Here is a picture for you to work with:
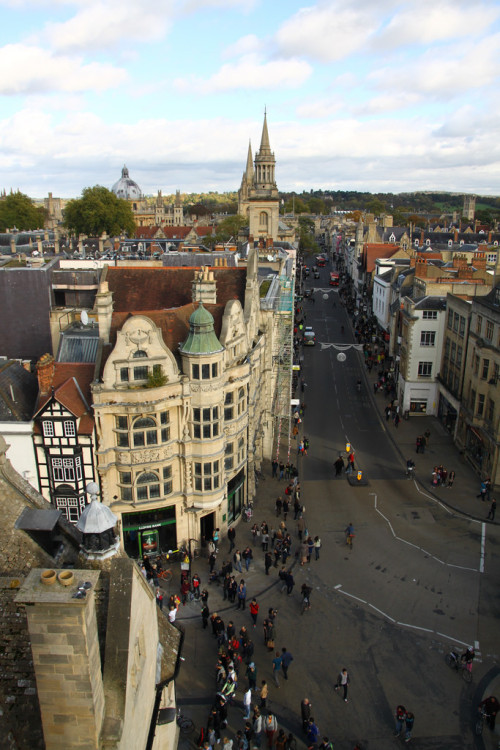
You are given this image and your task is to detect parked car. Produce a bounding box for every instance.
[313,270,320,278]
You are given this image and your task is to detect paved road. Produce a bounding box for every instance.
[174,264,500,750]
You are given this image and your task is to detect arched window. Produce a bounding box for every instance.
[133,350,147,358]
[259,212,268,228]
[132,417,157,447]
[136,472,160,501]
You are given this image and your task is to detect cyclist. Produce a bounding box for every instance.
[478,695,499,730]
[406,458,415,477]
[301,583,312,611]
[345,523,354,545]
[461,646,475,673]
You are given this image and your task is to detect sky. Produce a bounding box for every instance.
[1,0,500,200]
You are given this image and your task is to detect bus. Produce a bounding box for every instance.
[329,271,339,286]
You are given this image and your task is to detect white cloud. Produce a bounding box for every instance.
[274,2,381,62]
[377,1,500,48]
[222,34,263,60]
[0,44,127,94]
[174,55,312,93]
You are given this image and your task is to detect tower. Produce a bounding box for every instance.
[238,112,280,244]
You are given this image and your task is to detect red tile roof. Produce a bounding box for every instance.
[35,363,95,431]
[363,243,401,273]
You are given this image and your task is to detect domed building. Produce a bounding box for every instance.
[111,165,143,201]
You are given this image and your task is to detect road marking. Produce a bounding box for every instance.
[336,588,367,604]
[480,523,486,573]
[437,632,472,648]
[371,492,479,573]
[368,603,396,622]
[396,622,433,633]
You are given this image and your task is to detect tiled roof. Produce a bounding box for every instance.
[35,363,95,420]
[363,243,401,273]
[0,361,38,422]
[106,266,246,313]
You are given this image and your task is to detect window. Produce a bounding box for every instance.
[450,342,456,363]
[212,363,218,378]
[477,393,485,417]
[201,364,210,380]
[473,354,479,376]
[470,388,476,411]
[487,398,495,423]
[133,417,158,447]
[119,472,132,502]
[163,466,173,495]
[418,361,432,378]
[120,367,129,382]
[192,364,200,379]
[42,421,54,437]
[225,442,234,471]
[422,311,437,320]
[492,363,499,385]
[481,359,489,380]
[193,406,219,439]
[133,366,148,381]
[194,460,220,491]
[52,457,77,483]
[238,387,246,415]
[56,496,84,524]
[444,338,451,359]
[486,321,494,341]
[160,411,170,442]
[115,416,129,447]
[136,472,160,501]
[238,437,245,463]
[51,458,64,482]
[420,331,436,347]
[133,350,147,358]
[259,212,268,228]
[64,420,76,437]
[476,315,483,335]
[459,316,465,336]
[447,309,453,329]
[224,392,234,421]
[457,346,463,367]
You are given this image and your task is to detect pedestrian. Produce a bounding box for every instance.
[264,712,278,749]
[228,526,236,552]
[253,709,263,748]
[334,456,344,476]
[303,437,309,455]
[285,570,295,595]
[272,650,282,687]
[487,498,496,520]
[243,546,253,572]
[478,480,488,500]
[249,598,259,627]
[275,729,286,750]
[275,497,282,516]
[233,549,243,573]
[394,412,400,428]
[243,687,252,720]
[201,603,210,629]
[301,698,312,733]
[264,551,273,575]
[259,680,268,710]
[209,551,217,574]
[279,462,285,480]
[237,580,247,610]
[334,668,349,702]
[394,705,406,736]
[297,440,304,456]
[447,470,455,488]
[280,648,294,680]
[404,711,414,743]
[314,536,321,560]
[282,498,289,521]
[297,516,305,541]
[262,531,269,552]
[246,661,257,691]
[223,738,233,750]
[272,460,278,479]
[155,587,163,610]
[307,536,314,562]
[235,730,248,750]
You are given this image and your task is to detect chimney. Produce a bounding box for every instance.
[96,281,113,345]
[266,237,273,249]
[16,569,104,750]
[36,354,55,396]
[474,254,486,271]
[454,229,459,242]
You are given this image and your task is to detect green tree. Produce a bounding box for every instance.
[0,191,46,232]
[365,198,386,217]
[64,186,136,236]
[298,217,318,253]
[213,214,247,243]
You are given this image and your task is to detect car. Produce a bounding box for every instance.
[303,329,316,346]
[313,270,320,279]
[303,289,312,298]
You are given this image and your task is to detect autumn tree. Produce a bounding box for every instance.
[0,191,46,232]
[64,186,136,237]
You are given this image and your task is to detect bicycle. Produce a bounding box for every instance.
[445,650,472,683]
[345,533,354,549]
[157,568,173,583]
[475,706,487,736]
[176,707,195,734]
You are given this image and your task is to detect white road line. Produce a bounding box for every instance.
[373,495,480,573]
[414,481,482,525]
[368,603,396,622]
[480,523,486,573]
[436,632,472,648]
[336,588,367,604]
[396,622,433,633]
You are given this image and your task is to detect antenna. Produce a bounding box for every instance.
[81,310,89,326]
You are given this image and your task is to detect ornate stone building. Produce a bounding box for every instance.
[111,165,184,228]
[238,113,280,244]
[91,250,273,557]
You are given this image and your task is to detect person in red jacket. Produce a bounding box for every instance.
[249,598,259,627]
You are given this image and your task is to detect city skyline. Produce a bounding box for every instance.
[1,0,500,199]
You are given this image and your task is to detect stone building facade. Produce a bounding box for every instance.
[91,249,274,557]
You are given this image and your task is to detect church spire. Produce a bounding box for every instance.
[245,140,254,182]
[259,110,271,154]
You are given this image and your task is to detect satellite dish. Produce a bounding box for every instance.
[267,254,274,261]
[81,310,89,326]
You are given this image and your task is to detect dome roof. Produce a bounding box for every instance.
[180,303,223,355]
[112,165,142,200]
[76,500,117,534]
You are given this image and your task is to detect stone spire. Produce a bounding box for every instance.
[259,110,271,154]
[254,110,276,187]
[245,141,254,182]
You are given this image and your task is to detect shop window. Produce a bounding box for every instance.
[420,331,436,347]
[418,361,432,378]
[42,421,54,437]
[410,401,427,413]
[133,417,158,447]
[136,472,160,501]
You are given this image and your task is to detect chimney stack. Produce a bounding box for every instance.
[16,569,104,750]
[36,354,55,396]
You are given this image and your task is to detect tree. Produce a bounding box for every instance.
[213,214,247,243]
[64,186,136,237]
[365,198,386,217]
[0,191,46,232]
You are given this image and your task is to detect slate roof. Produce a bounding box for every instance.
[414,296,447,311]
[0,360,38,422]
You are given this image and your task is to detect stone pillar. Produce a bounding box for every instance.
[96,281,113,345]
[16,569,104,750]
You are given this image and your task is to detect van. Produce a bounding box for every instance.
[303,329,316,346]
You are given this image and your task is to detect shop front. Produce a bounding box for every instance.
[227,470,245,524]
[437,392,458,436]
[122,505,176,558]
[465,426,486,471]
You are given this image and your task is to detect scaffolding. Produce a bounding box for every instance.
[270,264,295,461]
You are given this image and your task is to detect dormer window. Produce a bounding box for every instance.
[414,239,419,247]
